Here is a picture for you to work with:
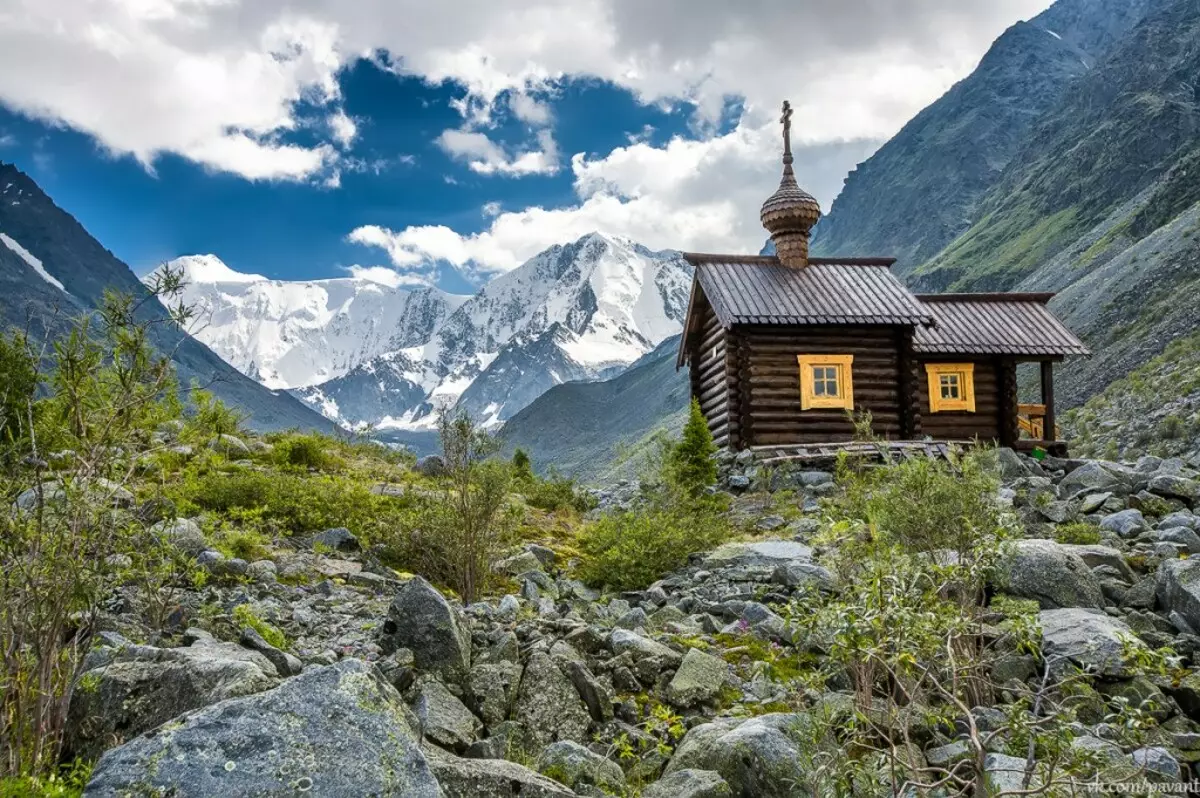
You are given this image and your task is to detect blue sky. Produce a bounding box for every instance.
[0,0,1053,293]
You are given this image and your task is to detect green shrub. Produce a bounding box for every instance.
[511,448,534,483]
[522,473,595,514]
[232,604,287,650]
[173,469,411,541]
[272,433,338,471]
[1053,522,1102,545]
[577,498,726,591]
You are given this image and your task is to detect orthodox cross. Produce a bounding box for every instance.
[780,100,793,163]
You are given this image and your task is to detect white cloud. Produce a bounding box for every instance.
[436,127,559,176]
[328,109,358,148]
[0,0,1054,182]
[350,115,881,281]
[0,133,15,147]
[482,201,503,217]
[344,263,430,288]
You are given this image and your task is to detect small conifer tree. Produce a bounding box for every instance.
[511,447,534,482]
[668,398,718,496]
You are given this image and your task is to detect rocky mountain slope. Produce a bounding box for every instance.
[0,163,332,432]
[499,335,690,482]
[148,255,466,390]
[292,233,691,430]
[58,428,1200,795]
[809,0,1154,276]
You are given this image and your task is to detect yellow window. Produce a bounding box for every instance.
[798,355,855,411]
[926,363,976,413]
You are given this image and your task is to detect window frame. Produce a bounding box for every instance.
[925,362,977,413]
[797,354,855,411]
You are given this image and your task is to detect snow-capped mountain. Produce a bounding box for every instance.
[296,233,692,429]
[148,255,467,389]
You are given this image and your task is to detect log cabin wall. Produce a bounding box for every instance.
[735,324,908,447]
[689,302,738,449]
[915,357,1004,443]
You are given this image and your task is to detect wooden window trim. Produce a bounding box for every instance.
[798,354,855,411]
[926,363,976,413]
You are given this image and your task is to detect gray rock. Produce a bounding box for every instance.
[771,561,835,591]
[1059,462,1129,499]
[563,660,614,722]
[307,526,360,553]
[239,626,302,677]
[247,559,277,582]
[65,633,277,762]
[609,628,681,662]
[641,769,732,798]
[666,648,731,708]
[991,448,1030,481]
[383,576,471,684]
[416,455,447,477]
[1062,544,1135,582]
[982,753,1038,795]
[1131,746,1181,782]
[495,550,544,575]
[424,746,576,797]
[925,740,971,768]
[84,660,440,797]
[514,653,591,748]
[703,540,813,568]
[1159,511,1198,530]
[535,741,625,793]
[664,714,808,798]
[209,433,250,456]
[1148,475,1200,503]
[1039,608,1137,678]
[1000,539,1104,609]
[1100,509,1149,538]
[1155,525,1200,553]
[467,661,522,726]
[150,518,206,556]
[411,678,483,753]
[1156,558,1200,632]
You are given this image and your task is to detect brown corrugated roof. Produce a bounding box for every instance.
[913,294,1090,357]
[685,253,934,327]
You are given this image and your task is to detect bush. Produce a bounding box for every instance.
[511,448,534,483]
[577,498,726,591]
[522,473,595,514]
[400,409,518,604]
[1053,521,1102,545]
[272,433,338,471]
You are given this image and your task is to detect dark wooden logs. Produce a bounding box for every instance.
[1041,361,1056,443]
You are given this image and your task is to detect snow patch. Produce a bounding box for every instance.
[0,233,68,293]
[1045,28,1062,40]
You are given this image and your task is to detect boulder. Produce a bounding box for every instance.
[306,526,360,553]
[494,550,544,575]
[703,540,813,569]
[1100,509,1149,538]
[664,714,808,798]
[424,747,576,797]
[666,648,731,708]
[411,679,483,753]
[1061,544,1136,582]
[84,659,440,797]
[64,632,277,763]
[535,740,625,793]
[514,653,591,748]
[1156,558,1200,632]
[1059,462,1129,499]
[641,769,732,798]
[562,660,614,722]
[238,626,302,677]
[1148,475,1200,504]
[209,433,250,456]
[382,576,471,683]
[150,517,206,557]
[416,455,447,477]
[609,628,682,663]
[467,661,523,726]
[1155,525,1200,553]
[999,539,1104,609]
[1039,609,1137,678]
[982,753,1038,795]
[1131,747,1181,782]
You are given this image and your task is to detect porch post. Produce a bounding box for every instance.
[1040,361,1056,443]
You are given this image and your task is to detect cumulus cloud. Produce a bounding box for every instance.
[350,116,880,281]
[0,0,1052,182]
[328,109,358,149]
[436,127,559,176]
[344,263,430,288]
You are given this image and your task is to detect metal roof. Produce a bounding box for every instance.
[913,294,1090,357]
[686,253,934,327]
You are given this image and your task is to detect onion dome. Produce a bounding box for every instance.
[761,101,822,268]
